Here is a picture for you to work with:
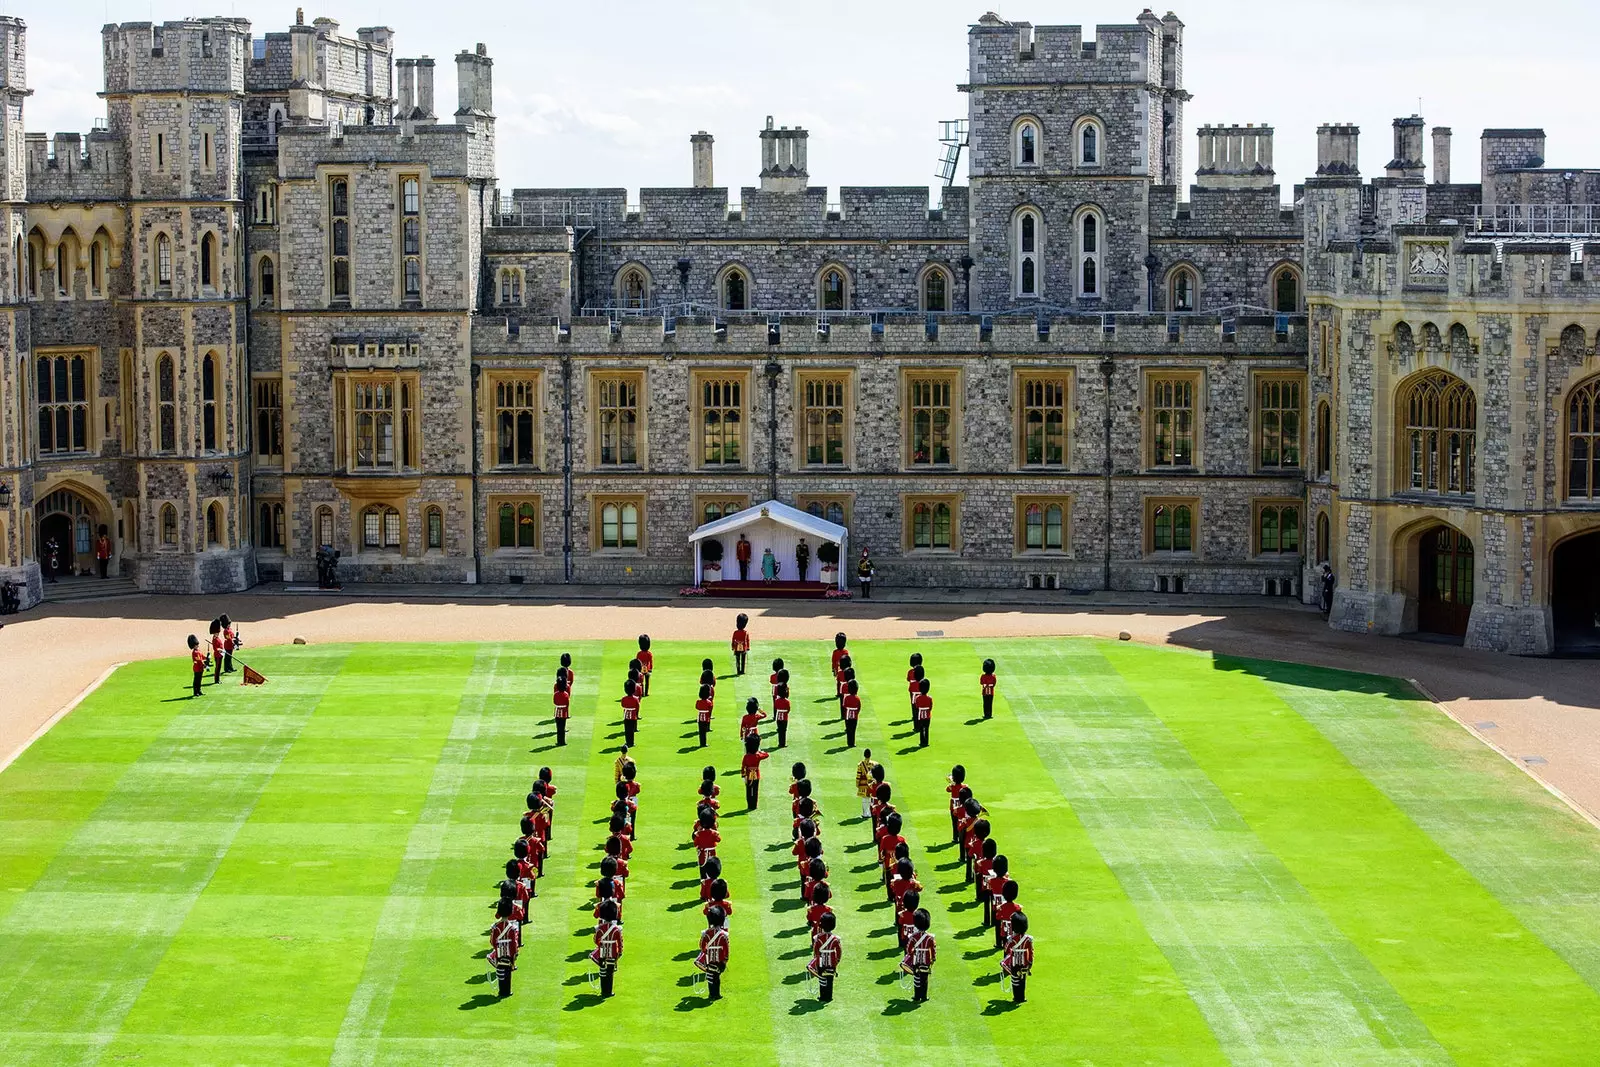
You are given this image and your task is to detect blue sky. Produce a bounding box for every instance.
[12,1,1597,200]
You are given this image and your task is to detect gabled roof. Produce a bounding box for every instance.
[687,499,846,543]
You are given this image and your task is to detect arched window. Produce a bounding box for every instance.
[160,503,178,546]
[362,505,401,549]
[911,501,953,550]
[1077,209,1103,299]
[425,506,444,550]
[56,232,75,296]
[1421,322,1442,351]
[1567,376,1600,500]
[154,232,172,289]
[258,257,275,307]
[1271,265,1301,313]
[498,267,522,307]
[818,266,848,311]
[921,266,951,313]
[26,231,43,298]
[91,231,111,296]
[1076,118,1102,166]
[1014,119,1039,167]
[618,267,649,310]
[201,353,218,452]
[720,267,750,311]
[315,506,334,549]
[1316,399,1332,477]
[1401,370,1477,494]
[1448,323,1471,353]
[200,232,218,289]
[1316,511,1331,564]
[205,502,223,548]
[157,353,176,452]
[330,178,351,300]
[1024,502,1064,551]
[1257,503,1300,555]
[1394,322,1415,360]
[1015,209,1041,298]
[1169,267,1197,311]
[601,501,639,549]
[1152,503,1193,553]
[805,500,846,525]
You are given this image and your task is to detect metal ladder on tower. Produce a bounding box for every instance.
[936,119,969,186]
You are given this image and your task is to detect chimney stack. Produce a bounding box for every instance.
[759,117,809,194]
[691,132,714,188]
[1386,115,1425,181]
[1432,127,1452,185]
[1195,123,1275,189]
[455,44,494,119]
[415,56,436,122]
[396,58,416,118]
[1315,124,1360,177]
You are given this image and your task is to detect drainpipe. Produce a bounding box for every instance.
[562,351,574,582]
[960,255,975,312]
[470,364,482,584]
[1100,356,1115,591]
[765,358,781,501]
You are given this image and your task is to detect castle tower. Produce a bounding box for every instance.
[103,18,255,592]
[0,15,38,600]
[964,12,1186,310]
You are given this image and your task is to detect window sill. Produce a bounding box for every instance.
[1014,549,1073,559]
[1255,467,1305,476]
[1251,553,1303,562]
[592,464,646,473]
[1144,551,1200,562]
[1392,490,1476,504]
[592,546,645,556]
[488,465,544,473]
[492,547,545,557]
[1145,466,1200,475]
[905,547,959,556]
[904,463,959,472]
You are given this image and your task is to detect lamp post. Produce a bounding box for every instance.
[0,480,11,509]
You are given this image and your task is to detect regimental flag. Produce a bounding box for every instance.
[240,663,268,686]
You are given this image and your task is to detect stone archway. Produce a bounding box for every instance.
[35,486,108,580]
[1551,530,1600,654]
[1416,525,1475,637]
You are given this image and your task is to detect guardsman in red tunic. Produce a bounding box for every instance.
[946,765,967,842]
[979,658,998,720]
[738,697,767,745]
[558,652,575,690]
[869,780,892,833]
[802,855,829,905]
[488,899,521,997]
[517,817,545,889]
[964,817,991,884]
[896,888,921,950]
[994,880,1022,950]
[913,678,933,748]
[974,841,1000,917]
[609,817,633,857]
[888,859,922,911]
[901,908,937,1003]
[498,860,529,922]
[591,899,624,998]
[553,670,571,747]
[698,856,722,901]
[769,658,785,702]
[1001,912,1034,1003]
[593,874,622,924]
[695,905,731,999]
[620,762,641,837]
[692,810,721,878]
[604,835,631,880]
[835,656,853,718]
[696,779,720,819]
[906,653,923,715]
[219,613,237,674]
[793,818,817,874]
[773,681,792,749]
[842,680,862,749]
[807,910,843,1003]
[620,678,641,749]
[740,732,770,810]
[695,684,714,748]
[877,813,905,888]
[537,767,558,827]
[702,878,734,932]
[596,856,627,915]
[805,883,834,940]
[984,855,1011,929]
[831,632,849,675]
[187,634,207,698]
[789,762,807,803]
[209,619,224,685]
[731,613,751,675]
[636,635,654,696]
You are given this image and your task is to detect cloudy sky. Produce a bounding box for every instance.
[12,1,1596,200]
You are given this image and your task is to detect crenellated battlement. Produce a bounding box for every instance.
[0,15,26,94]
[275,119,494,179]
[100,18,250,96]
[965,10,1181,88]
[23,130,126,202]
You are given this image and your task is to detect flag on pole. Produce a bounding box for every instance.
[240,662,268,686]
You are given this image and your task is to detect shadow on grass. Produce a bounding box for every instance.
[982,999,1023,1015]
[532,743,563,753]
[781,972,808,985]
[774,927,805,939]
[928,841,956,852]
[790,999,825,1015]
[459,993,502,1011]
[974,972,1003,985]
[949,900,980,913]
[936,861,964,872]
[845,842,873,854]
[955,927,986,940]
[678,746,708,755]
[667,900,702,912]
[670,879,699,891]
[563,993,606,1011]
[566,950,592,963]
[673,950,699,961]
[868,945,900,960]
[464,973,489,985]
[675,995,717,1012]
[964,948,995,961]
[883,998,923,1015]
[779,947,810,960]
[771,898,804,912]
[673,861,698,871]
[825,746,853,755]
[765,842,791,852]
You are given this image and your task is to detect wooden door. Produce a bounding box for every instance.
[1418,527,1474,636]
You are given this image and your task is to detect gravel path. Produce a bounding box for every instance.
[2,592,1595,821]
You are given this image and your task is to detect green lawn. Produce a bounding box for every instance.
[2,637,1599,1066]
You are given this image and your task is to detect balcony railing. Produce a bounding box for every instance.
[1472,204,1600,237]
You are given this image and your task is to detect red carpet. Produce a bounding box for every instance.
[703,580,832,599]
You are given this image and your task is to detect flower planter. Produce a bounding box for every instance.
[703,564,722,584]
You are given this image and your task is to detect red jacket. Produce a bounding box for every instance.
[704,897,733,919]
[1002,933,1034,976]
[621,695,640,721]
[696,698,714,723]
[637,650,653,675]
[553,690,570,717]
[980,672,997,696]
[994,900,1022,935]
[914,693,933,719]
[736,540,752,563]
[488,918,521,964]
[740,751,769,780]
[903,929,937,969]
[842,694,861,720]
[698,926,730,967]
[811,932,842,973]
[773,696,791,722]
[731,629,750,652]
[191,648,207,674]
[806,902,834,931]
[592,920,624,962]
[692,827,721,864]
[831,648,848,673]
[739,711,766,737]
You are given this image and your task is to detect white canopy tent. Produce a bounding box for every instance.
[687,500,849,589]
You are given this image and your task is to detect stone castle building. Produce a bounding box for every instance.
[0,10,1596,654]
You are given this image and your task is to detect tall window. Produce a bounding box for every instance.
[160,503,178,546]
[255,378,283,464]
[258,502,286,549]
[205,502,223,548]
[804,499,847,526]
[819,267,847,311]
[1150,377,1195,467]
[90,234,108,296]
[721,267,749,311]
[498,268,522,306]
[400,176,421,301]
[200,232,218,290]
[1317,511,1331,564]
[1257,378,1301,470]
[921,267,950,313]
[330,178,350,300]
[600,501,640,549]
[1257,502,1301,555]
[1078,210,1102,298]
[1015,120,1038,167]
[1019,376,1067,467]
[56,234,72,296]
[619,267,648,309]
[1316,400,1332,477]
[496,500,540,549]
[26,233,41,298]
[36,352,89,454]
[596,377,640,465]
[334,375,419,472]
[255,183,277,224]
[316,506,334,549]
[1567,376,1600,499]
[699,377,743,466]
[258,257,275,307]
[1078,120,1101,165]
[157,354,177,452]
[1170,268,1196,311]
[1402,370,1476,494]
[363,505,401,550]
[354,382,395,468]
[1151,502,1193,553]
[1015,209,1040,297]
[426,507,443,550]
[802,375,847,466]
[155,233,172,289]
[494,378,540,467]
[1272,265,1301,313]
[201,354,218,452]
[907,376,954,466]
[1022,500,1065,551]
[911,501,953,550]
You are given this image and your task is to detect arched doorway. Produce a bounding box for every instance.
[1417,526,1474,637]
[36,488,101,581]
[1552,531,1600,653]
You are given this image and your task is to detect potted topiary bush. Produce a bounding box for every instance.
[817,541,840,585]
[701,539,725,583]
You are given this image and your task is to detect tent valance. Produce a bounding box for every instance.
[687,500,848,589]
